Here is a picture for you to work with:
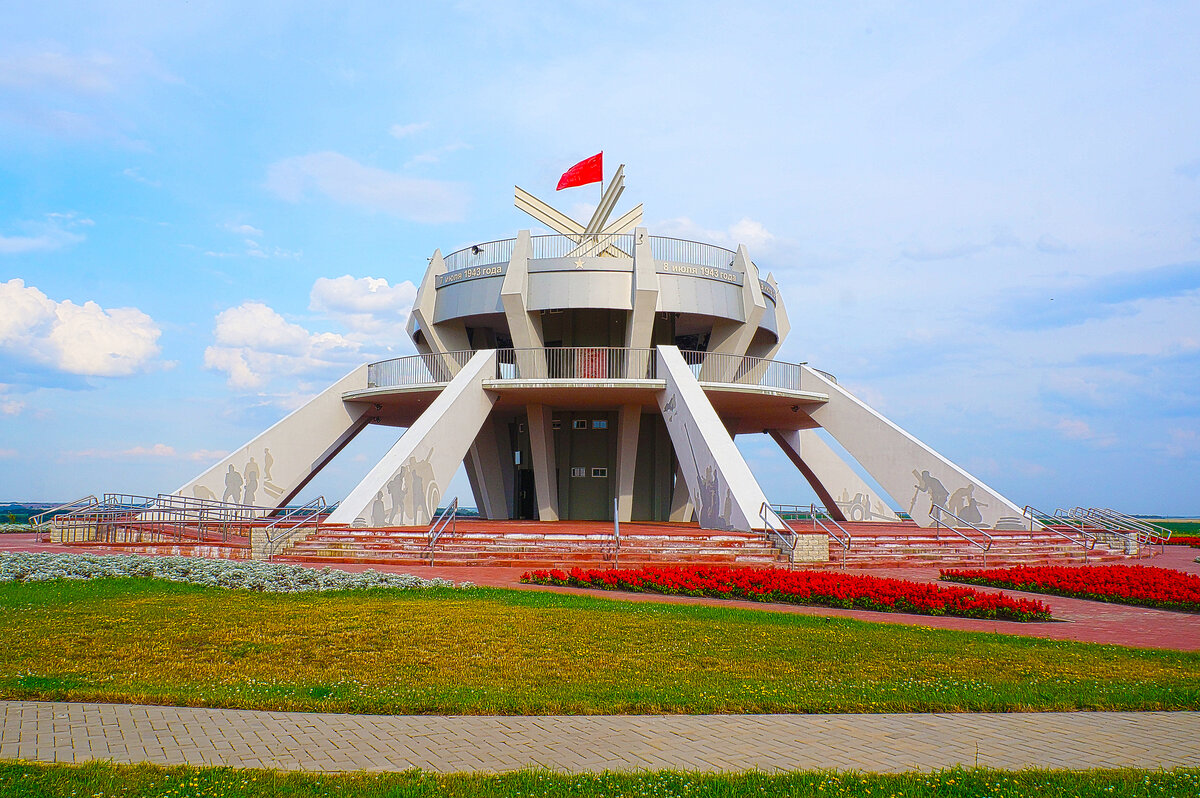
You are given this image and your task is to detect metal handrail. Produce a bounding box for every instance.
[441,234,739,273]
[760,502,797,568]
[930,503,994,564]
[1024,505,1096,561]
[495,347,657,381]
[428,497,458,565]
[679,350,808,393]
[809,503,851,569]
[367,350,476,389]
[1089,508,1172,545]
[611,497,621,569]
[29,496,98,528]
[1066,507,1141,553]
[263,499,327,558]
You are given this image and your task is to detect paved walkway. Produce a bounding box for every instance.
[3,701,1197,773]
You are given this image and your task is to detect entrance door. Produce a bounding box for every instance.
[516,469,536,519]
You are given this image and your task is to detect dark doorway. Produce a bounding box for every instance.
[516,469,536,519]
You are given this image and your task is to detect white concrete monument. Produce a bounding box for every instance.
[177,165,1029,533]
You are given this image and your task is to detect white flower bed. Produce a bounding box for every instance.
[0,524,32,533]
[0,551,459,593]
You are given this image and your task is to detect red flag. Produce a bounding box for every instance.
[556,152,603,190]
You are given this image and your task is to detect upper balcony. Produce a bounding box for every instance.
[357,347,831,393]
[346,348,831,432]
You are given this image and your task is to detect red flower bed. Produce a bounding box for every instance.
[520,565,1052,622]
[1165,535,1200,548]
[941,564,1200,613]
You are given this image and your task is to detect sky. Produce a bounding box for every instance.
[1,1,1198,515]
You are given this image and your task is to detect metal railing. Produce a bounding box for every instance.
[760,502,798,567]
[366,351,476,389]
[650,236,737,270]
[50,493,280,545]
[680,350,807,393]
[1024,505,1096,561]
[443,234,740,272]
[428,497,458,565]
[930,503,994,564]
[496,347,657,381]
[611,497,621,569]
[530,233,635,259]
[808,504,851,569]
[443,238,517,272]
[262,497,328,558]
[30,496,98,528]
[1068,507,1171,554]
[1063,507,1140,554]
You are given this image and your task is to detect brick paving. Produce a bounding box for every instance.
[3,701,1198,773]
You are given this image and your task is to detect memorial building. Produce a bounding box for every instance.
[178,161,1030,539]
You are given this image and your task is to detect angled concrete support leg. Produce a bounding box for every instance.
[176,365,371,513]
[465,417,510,520]
[526,403,559,521]
[327,351,498,527]
[769,429,900,523]
[803,366,1026,529]
[656,346,769,531]
[616,403,641,522]
[669,463,695,522]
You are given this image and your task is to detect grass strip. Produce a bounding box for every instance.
[2,762,1199,798]
[2,577,1198,715]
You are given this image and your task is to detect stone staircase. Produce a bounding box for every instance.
[271,518,1142,570]
[274,520,790,569]
[820,521,1135,568]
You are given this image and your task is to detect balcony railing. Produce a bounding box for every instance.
[363,348,824,393]
[680,350,807,392]
[441,234,739,274]
[496,347,656,380]
[366,351,476,389]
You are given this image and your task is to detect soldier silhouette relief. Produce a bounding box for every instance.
[222,464,243,504]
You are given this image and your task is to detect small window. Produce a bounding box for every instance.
[591,467,608,478]
[572,420,588,430]
[592,419,608,429]
[570,467,586,478]
[514,451,521,465]
[551,419,562,430]
[518,423,525,432]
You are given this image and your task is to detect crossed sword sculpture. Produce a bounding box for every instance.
[514,164,643,258]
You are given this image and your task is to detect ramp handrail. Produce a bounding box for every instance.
[29,496,98,528]
[262,497,328,558]
[1024,505,1096,561]
[428,497,458,565]
[809,503,850,569]
[611,497,621,569]
[1089,508,1171,545]
[1066,506,1140,553]
[760,502,797,567]
[930,503,994,564]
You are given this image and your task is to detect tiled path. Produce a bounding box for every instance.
[3,701,1198,773]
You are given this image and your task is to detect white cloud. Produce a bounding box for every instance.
[121,167,160,187]
[405,142,470,168]
[389,122,428,139]
[0,50,120,94]
[265,151,468,223]
[204,301,361,389]
[654,216,780,259]
[64,443,227,461]
[0,449,16,459]
[226,223,263,237]
[1,398,27,416]
[0,213,90,255]
[309,275,417,336]
[0,278,162,377]
[205,223,298,259]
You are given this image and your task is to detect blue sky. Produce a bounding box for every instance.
[1,1,1198,514]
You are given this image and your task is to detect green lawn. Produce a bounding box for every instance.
[2,762,1198,798]
[1,578,1197,714]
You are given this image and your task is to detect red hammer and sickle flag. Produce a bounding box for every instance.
[556,152,603,190]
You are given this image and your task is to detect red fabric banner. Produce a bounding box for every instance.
[556,152,603,190]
